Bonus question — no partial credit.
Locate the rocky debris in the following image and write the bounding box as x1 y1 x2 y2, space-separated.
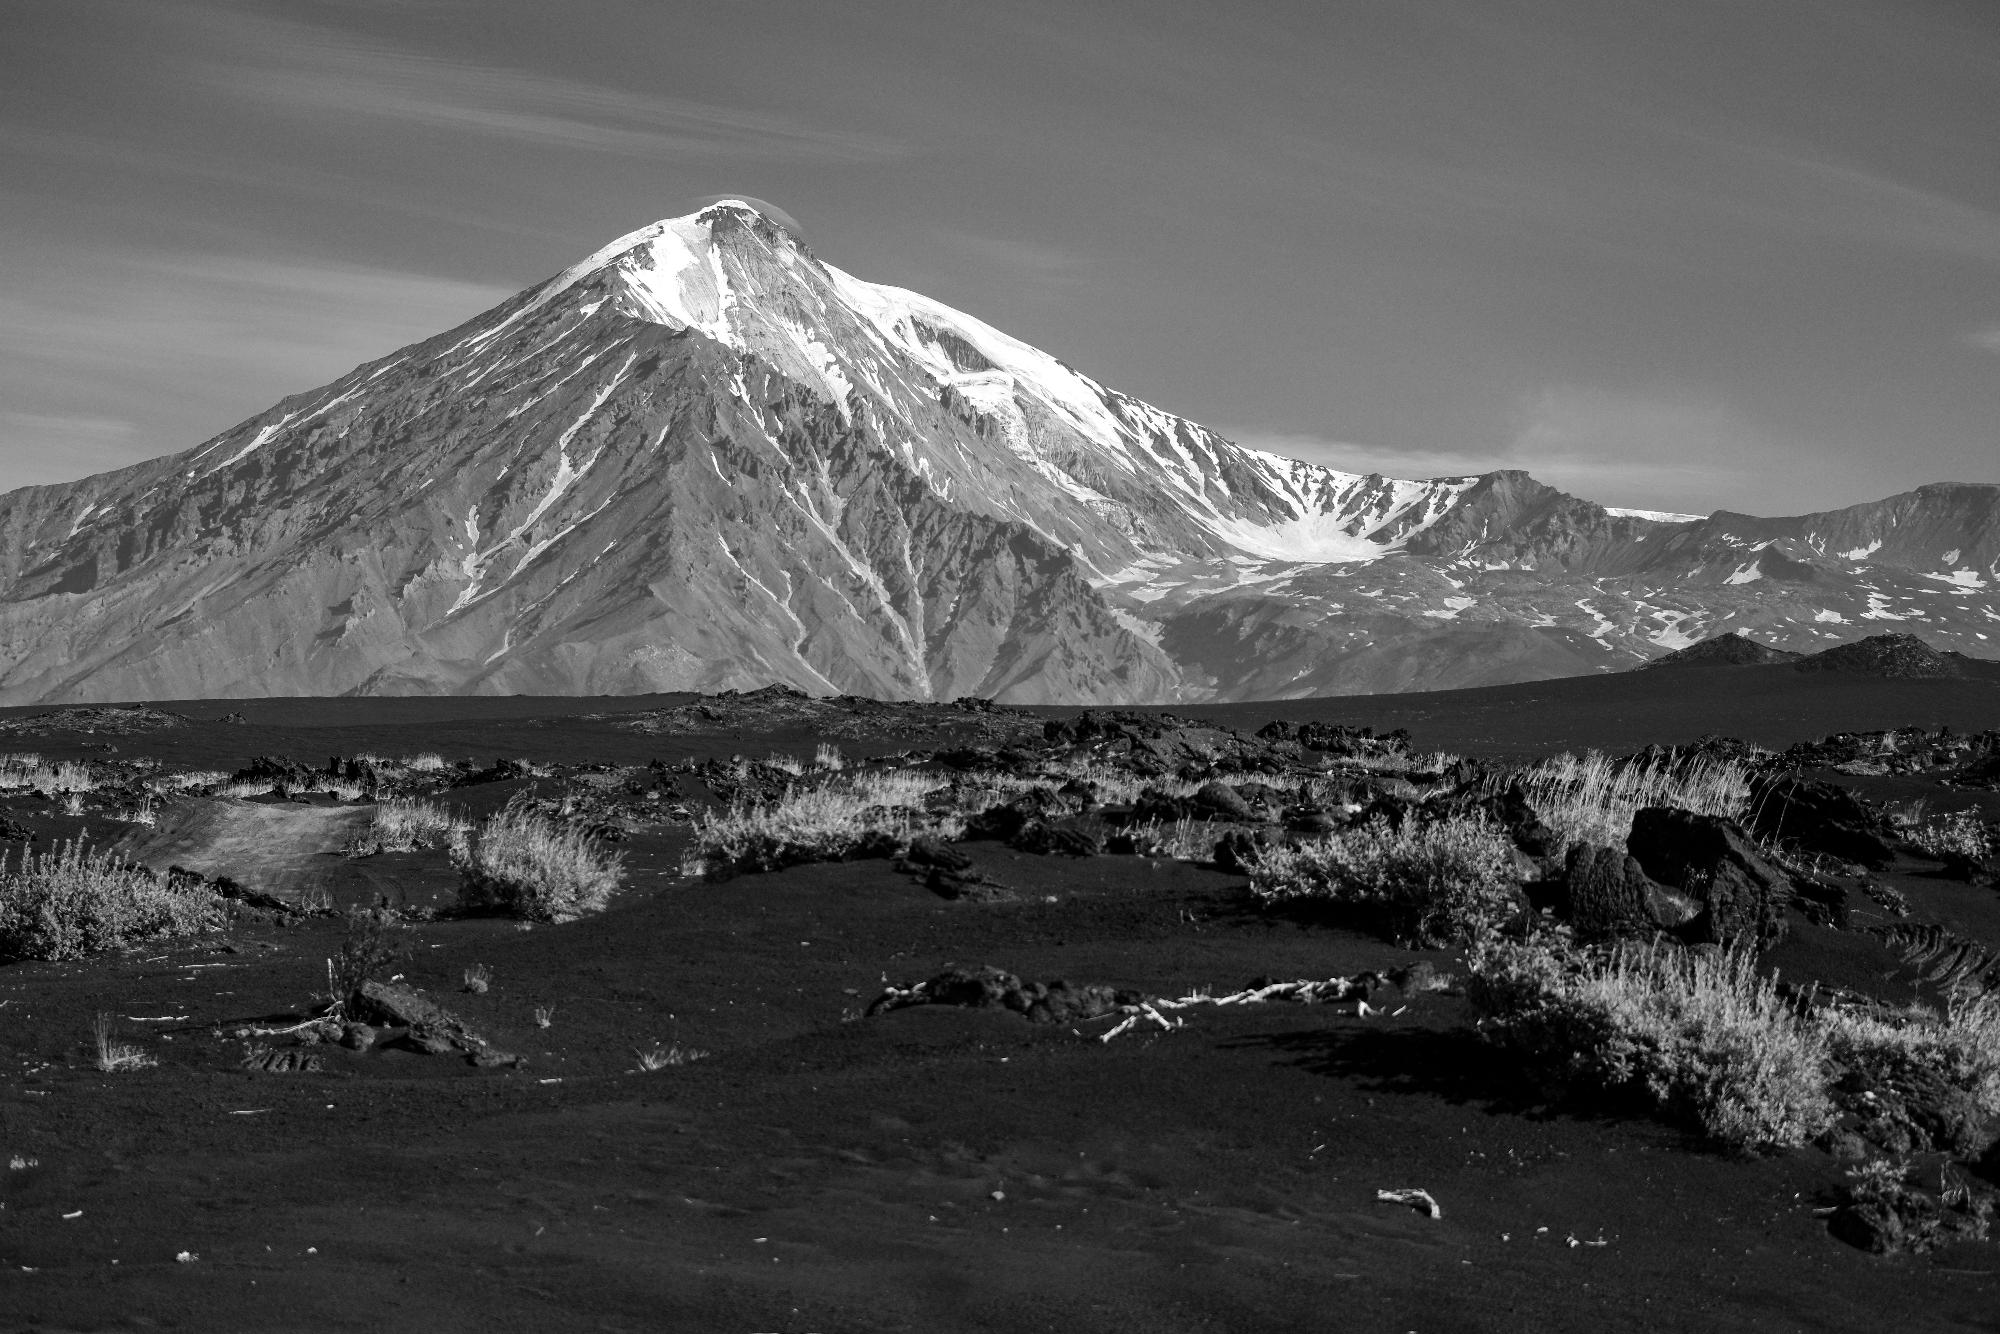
1794 633 1974 679
1560 844 1699 936
866 965 1140 1025
241 1047 324 1074
1010 818 1105 857
893 837 1014 901
1745 774 1895 868
610 688 1037 743
0 705 190 735
1828 1161 1995 1255
228 755 322 791
1189 781 1253 821
1640 631 1801 669
1213 829 1268 874
1626 808 1792 947
1830 1054 2000 1161
347 980 520 1067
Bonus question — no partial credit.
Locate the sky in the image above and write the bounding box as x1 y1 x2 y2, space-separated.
1 0 1995 516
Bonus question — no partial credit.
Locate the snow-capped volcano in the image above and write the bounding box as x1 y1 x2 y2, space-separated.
0 200 1993 704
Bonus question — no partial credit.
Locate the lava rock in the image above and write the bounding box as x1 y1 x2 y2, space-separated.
1213 829 1268 874
349 980 518 1067
1560 844 1698 935
1745 774 1895 868
1190 781 1253 821
1626 807 1792 947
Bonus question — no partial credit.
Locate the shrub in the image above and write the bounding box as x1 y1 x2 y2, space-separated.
453 801 623 921
1511 749 1751 853
0 840 225 962
1468 933 1834 1151
1248 814 1519 946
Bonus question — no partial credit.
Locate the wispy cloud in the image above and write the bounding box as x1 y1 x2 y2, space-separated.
190 12 905 164
1966 324 2000 355
0 250 515 487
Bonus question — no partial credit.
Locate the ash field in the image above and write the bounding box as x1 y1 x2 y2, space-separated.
0 635 1996 1332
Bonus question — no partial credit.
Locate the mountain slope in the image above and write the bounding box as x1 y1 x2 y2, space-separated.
0 200 1993 704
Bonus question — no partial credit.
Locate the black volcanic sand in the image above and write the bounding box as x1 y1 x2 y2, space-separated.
0 679 1998 1330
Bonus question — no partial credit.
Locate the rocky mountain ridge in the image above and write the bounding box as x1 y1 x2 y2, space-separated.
0 200 1993 703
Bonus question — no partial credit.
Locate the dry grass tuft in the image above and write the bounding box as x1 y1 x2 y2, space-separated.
1510 750 1751 853
91 1012 156 1072
453 801 624 922
633 1042 707 1071
691 768 957 873
347 798 471 857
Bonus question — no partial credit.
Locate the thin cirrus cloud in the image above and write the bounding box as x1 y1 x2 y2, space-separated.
192 15 905 165
1967 326 2000 355
0 251 516 480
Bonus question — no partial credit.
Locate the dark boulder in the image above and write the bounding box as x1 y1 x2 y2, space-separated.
1745 774 1894 868
1626 807 1792 947
1560 844 1699 935
1190 781 1254 821
1010 819 1103 857
1213 829 1269 874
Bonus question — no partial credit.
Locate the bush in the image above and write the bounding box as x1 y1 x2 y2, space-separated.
1247 814 1519 946
1468 933 1833 1151
0 840 225 962
453 802 623 921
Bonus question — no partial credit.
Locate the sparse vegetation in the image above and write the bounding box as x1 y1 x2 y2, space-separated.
0 758 95 794
0 840 225 962
462 964 491 994
533 1004 555 1029
1247 813 1520 946
453 800 624 921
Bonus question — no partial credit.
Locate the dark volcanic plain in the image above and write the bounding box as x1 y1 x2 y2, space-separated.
1 658 1999 1333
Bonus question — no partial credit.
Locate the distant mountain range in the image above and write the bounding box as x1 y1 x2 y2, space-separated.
0 200 1994 704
